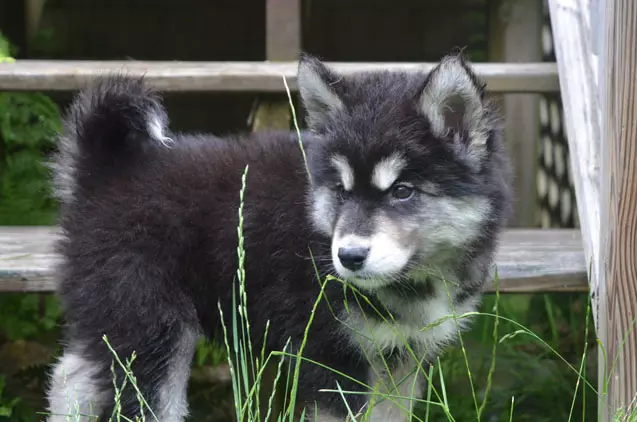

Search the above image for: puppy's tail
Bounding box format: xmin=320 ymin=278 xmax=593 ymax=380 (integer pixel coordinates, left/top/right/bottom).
xmin=51 ymin=75 xmax=173 ymax=204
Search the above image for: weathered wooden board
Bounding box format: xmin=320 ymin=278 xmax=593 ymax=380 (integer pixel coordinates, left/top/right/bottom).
xmin=597 ymin=0 xmax=637 ymax=417
xmin=0 ymin=60 xmax=560 ymax=93
xmin=0 ymin=226 xmax=60 ymax=292
xmin=0 ymin=227 xmax=587 ymax=294
xmin=548 ymin=0 xmax=601 ymax=308
xmin=494 ymin=229 xmax=587 ymax=292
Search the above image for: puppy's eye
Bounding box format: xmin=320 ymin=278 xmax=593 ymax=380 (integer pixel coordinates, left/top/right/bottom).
xmin=391 ymin=184 xmax=414 ymax=200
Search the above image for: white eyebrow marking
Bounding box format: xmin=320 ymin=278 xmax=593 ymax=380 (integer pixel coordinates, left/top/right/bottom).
xmin=331 ymin=155 xmax=355 ymax=190
xmin=371 ymin=153 xmax=407 ymax=191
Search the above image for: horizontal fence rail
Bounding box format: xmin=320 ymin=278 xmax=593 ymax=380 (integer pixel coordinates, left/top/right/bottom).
xmin=0 ymin=227 xmax=587 ymax=294
xmin=0 ymin=60 xmax=560 ymax=93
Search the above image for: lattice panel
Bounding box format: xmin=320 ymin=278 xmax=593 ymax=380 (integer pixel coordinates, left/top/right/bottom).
xmin=537 ymin=0 xmax=579 ymax=229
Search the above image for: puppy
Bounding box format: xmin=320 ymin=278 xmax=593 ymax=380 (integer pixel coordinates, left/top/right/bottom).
xmin=46 ymin=53 xmax=512 ymax=421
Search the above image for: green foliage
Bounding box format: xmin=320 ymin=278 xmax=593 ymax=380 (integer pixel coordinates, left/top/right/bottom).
xmin=0 ymin=91 xmax=61 ymax=225
xmin=0 ymin=376 xmax=21 ymax=418
xmin=0 ymin=294 xmax=62 ymax=342
xmin=0 ymin=32 xmax=61 ymax=226
xmin=194 ymin=337 xmax=227 ymax=368
xmin=0 ymin=294 xmax=62 ymax=422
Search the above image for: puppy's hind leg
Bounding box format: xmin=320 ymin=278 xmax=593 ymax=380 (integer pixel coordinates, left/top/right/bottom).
xmin=98 ymin=321 xmax=199 ymax=422
xmin=47 ymin=321 xmax=199 ymax=422
xmin=46 ymin=344 xmax=109 ymax=421
xmin=143 ymin=324 xmax=200 ymax=422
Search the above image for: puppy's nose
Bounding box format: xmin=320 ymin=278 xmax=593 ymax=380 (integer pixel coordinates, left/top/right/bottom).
xmin=337 ymin=246 xmax=370 ymax=271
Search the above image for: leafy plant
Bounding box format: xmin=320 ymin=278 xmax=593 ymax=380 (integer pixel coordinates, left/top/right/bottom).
xmin=0 ymin=92 xmax=61 ymax=225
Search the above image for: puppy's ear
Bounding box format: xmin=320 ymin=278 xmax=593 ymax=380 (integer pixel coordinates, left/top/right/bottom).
xmin=297 ymin=53 xmax=344 ymax=130
xmin=420 ymin=55 xmax=491 ymax=164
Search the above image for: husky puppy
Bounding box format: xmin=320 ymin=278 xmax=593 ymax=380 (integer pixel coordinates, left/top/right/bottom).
xmin=46 ymin=53 xmax=512 ymax=422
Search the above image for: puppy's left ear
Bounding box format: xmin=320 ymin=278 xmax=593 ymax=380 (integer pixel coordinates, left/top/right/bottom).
xmin=297 ymin=53 xmax=345 ymax=130
xmin=420 ymin=55 xmax=491 ymax=163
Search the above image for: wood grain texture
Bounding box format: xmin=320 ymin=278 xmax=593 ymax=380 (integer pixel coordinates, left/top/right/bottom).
xmin=266 ymin=0 xmax=300 ymax=61
xmin=0 ymin=60 xmax=559 ymax=93
xmin=548 ymin=0 xmax=602 ymax=320
xmin=492 ymin=229 xmax=587 ymax=293
xmin=0 ymin=227 xmax=587 ymax=293
xmin=0 ymin=226 xmax=61 ymax=292
xmin=598 ymin=0 xmax=637 ymax=418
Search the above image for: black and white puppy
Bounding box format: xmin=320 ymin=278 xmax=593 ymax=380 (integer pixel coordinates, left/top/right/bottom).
xmin=46 ymin=53 xmax=513 ymax=422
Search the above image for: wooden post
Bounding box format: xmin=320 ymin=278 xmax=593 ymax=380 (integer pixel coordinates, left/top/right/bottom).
xmin=250 ymin=0 xmax=301 ymax=132
xmin=488 ymin=0 xmax=542 ymax=227
xmin=24 ymin=0 xmax=46 ymax=47
xmin=598 ymin=0 xmax=637 ymax=419
xmin=266 ymin=0 xmax=300 ymax=61
xmin=547 ymin=0 xmax=602 ymax=320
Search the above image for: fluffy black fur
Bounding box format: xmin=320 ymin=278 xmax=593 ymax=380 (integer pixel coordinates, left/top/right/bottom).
xmin=47 ymin=53 xmax=512 ymax=422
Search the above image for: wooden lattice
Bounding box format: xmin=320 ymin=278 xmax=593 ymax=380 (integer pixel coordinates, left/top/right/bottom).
xmin=537 ymin=0 xmax=579 ymax=229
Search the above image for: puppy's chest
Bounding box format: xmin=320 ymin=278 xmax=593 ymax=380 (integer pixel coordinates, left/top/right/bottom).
xmin=340 ymin=288 xmax=478 ymax=360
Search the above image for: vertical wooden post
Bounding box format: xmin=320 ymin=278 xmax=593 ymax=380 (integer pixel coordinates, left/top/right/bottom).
xmin=547 ymin=0 xmax=602 ymax=320
xmin=488 ymin=0 xmax=542 ymax=228
xmin=250 ymin=0 xmax=301 ymax=132
xmin=547 ymin=1 xmax=608 ymax=415
xmin=24 ymin=0 xmax=47 ymax=47
xmin=266 ymin=0 xmax=300 ymax=61
xmin=598 ymin=0 xmax=637 ymax=419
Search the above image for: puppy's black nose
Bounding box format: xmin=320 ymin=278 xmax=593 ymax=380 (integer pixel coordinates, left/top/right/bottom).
xmin=337 ymin=247 xmax=369 ymax=271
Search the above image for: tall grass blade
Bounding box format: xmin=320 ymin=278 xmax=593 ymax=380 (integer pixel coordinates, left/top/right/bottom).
xmin=478 ymin=268 xmax=501 ymax=419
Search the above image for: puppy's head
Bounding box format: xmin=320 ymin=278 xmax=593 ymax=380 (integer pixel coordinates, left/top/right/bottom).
xmin=298 ymin=53 xmax=506 ymax=289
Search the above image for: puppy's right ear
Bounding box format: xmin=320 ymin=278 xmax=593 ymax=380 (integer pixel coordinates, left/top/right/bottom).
xmin=297 ymin=53 xmax=344 ymax=130
xmin=419 ymin=54 xmax=491 ymax=167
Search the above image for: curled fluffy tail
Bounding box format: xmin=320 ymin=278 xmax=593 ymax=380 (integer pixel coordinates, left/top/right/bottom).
xmin=51 ymin=75 xmax=173 ymax=204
